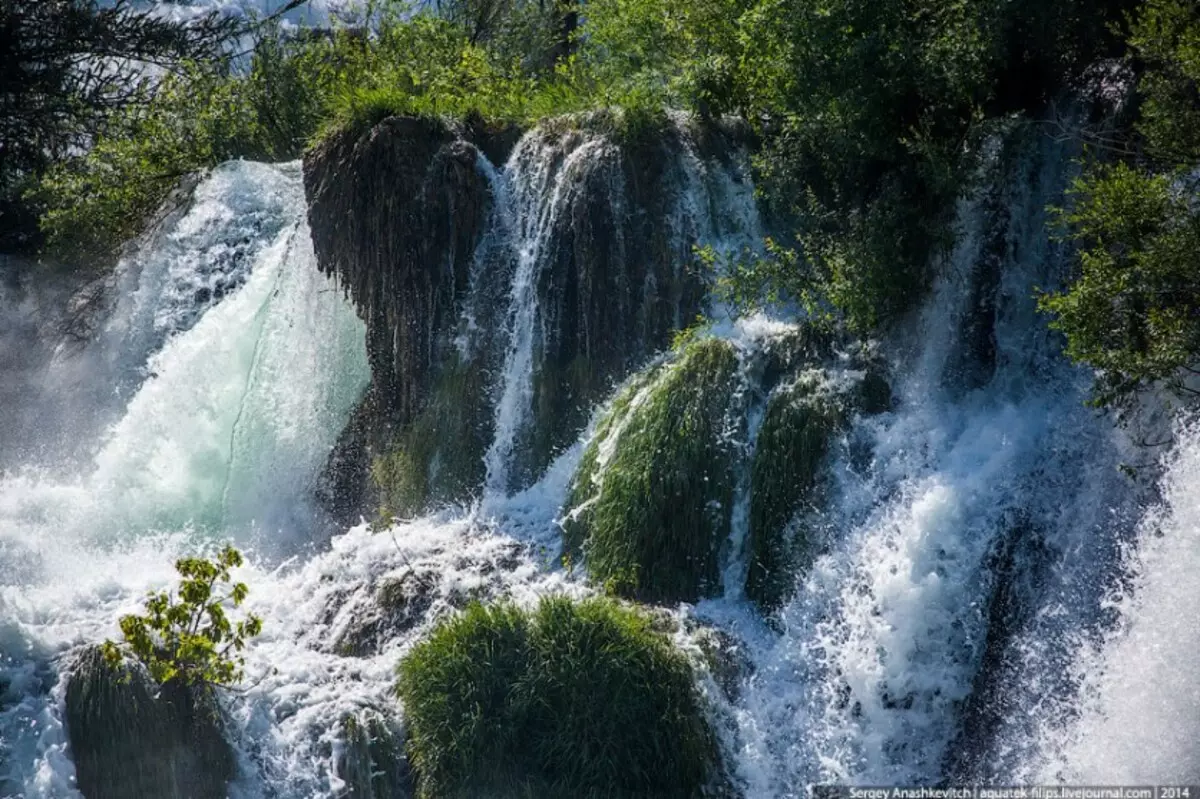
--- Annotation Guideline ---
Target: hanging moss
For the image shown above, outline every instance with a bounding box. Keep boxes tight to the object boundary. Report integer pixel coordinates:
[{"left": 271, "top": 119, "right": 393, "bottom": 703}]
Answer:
[
  {"left": 372, "top": 355, "right": 492, "bottom": 518},
  {"left": 521, "top": 353, "right": 596, "bottom": 491},
  {"left": 396, "top": 596, "right": 717, "bottom": 799},
  {"left": 562, "top": 337, "right": 739, "bottom": 602},
  {"left": 336, "top": 711, "right": 413, "bottom": 798},
  {"left": 745, "top": 376, "right": 843, "bottom": 613}
]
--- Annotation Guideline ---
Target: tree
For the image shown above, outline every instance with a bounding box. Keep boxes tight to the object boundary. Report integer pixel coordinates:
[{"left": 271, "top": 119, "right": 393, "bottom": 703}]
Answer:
[
  {"left": 1040, "top": 0, "right": 1200, "bottom": 407},
  {"left": 0, "top": 0, "right": 238, "bottom": 252},
  {"left": 102, "top": 545, "right": 263, "bottom": 688}
]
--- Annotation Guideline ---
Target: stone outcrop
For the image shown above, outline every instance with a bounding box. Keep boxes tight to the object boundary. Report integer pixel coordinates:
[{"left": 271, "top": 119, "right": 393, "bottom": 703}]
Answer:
[
  {"left": 305, "top": 117, "right": 498, "bottom": 521},
  {"left": 304, "top": 113, "right": 755, "bottom": 518},
  {"left": 64, "top": 646, "right": 235, "bottom": 799}
]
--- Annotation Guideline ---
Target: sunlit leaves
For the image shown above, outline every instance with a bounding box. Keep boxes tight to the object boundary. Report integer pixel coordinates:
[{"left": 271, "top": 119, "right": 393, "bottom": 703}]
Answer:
[{"left": 102, "top": 545, "right": 263, "bottom": 688}]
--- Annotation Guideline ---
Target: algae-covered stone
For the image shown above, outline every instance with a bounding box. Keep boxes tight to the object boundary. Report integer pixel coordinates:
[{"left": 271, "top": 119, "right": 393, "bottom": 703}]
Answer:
[
  {"left": 65, "top": 645, "right": 235, "bottom": 799},
  {"left": 690, "top": 624, "right": 753, "bottom": 703},
  {"left": 396, "top": 596, "right": 718, "bottom": 799},
  {"left": 336, "top": 711, "right": 413, "bottom": 798},
  {"left": 745, "top": 375, "right": 843, "bottom": 613},
  {"left": 563, "top": 337, "right": 739, "bottom": 603}
]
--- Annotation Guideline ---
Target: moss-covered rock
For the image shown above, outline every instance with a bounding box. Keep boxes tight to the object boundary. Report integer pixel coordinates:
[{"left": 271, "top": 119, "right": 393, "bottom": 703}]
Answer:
[
  {"left": 64, "top": 645, "right": 235, "bottom": 799},
  {"left": 396, "top": 597, "right": 718, "bottom": 799},
  {"left": 563, "top": 337, "right": 740, "bottom": 603},
  {"left": 304, "top": 116, "right": 496, "bottom": 519},
  {"left": 336, "top": 711, "right": 413, "bottom": 798},
  {"left": 745, "top": 375, "right": 844, "bottom": 613},
  {"left": 307, "top": 115, "right": 751, "bottom": 513}
]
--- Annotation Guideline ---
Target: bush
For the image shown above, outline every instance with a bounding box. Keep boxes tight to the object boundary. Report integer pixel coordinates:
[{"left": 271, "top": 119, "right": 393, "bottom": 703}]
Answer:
[
  {"left": 101, "top": 545, "right": 262, "bottom": 688},
  {"left": 718, "top": 0, "right": 1135, "bottom": 330},
  {"left": 562, "top": 337, "right": 739, "bottom": 602},
  {"left": 34, "top": 29, "right": 326, "bottom": 261},
  {"left": 396, "top": 596, "right": 717, "bottom": 799},
  {"left": 1039, "top": 0, "right": 1200, "bottom": 405}
]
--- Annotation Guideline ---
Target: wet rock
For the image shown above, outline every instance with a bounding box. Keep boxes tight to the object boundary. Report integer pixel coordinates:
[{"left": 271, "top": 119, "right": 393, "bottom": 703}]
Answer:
[
  {"left": 333, "top": 568, "right": 439, "bottom": 657},
  {"left": 304, "top": 113, "right": 755, "bottom": 516},
  {"left": 335, "top": 710, "right": 413, "bottom": 798},
  {"left": 304, "top": 117, "right": 494, "bottom": 520},
  {"left": 690, "top": 624, "right": 753, "bottom": 703},
  {"left": 64, "top": 646, "right": 235, "bottom": 799}
]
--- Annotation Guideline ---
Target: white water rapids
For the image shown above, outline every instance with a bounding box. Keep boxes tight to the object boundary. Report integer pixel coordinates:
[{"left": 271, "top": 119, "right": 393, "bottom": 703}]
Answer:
[{"left": 1, "top": 121, "right": 1198, "bottom": 798}]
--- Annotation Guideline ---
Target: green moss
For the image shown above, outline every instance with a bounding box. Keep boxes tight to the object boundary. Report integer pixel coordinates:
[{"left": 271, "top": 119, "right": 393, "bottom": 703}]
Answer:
[
  {"left": 372, "top": 355, "right": 492, "bottom": 518},
  {"left": 562, "top": 337, "right": 739, "bottom": 602},
  {"left": 396, "top": 596, "right": 716, "bottom": 799},
  {"left": 745, "top": 375, "right": 843, "bottom": 612}
]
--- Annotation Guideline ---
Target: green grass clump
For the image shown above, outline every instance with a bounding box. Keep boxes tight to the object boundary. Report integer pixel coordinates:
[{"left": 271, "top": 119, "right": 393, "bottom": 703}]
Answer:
[
  {"left": 745, "top": 376, "right": 842, "bottom": 612},
  {"left": 372, "top": 356, "right": 492, "bottom": 519},
  {"left": 562, "top": 337, "right": 739, "bottom": 602},
  {"left": 396, "top": 596, "right": 716, "bottom": 799}
]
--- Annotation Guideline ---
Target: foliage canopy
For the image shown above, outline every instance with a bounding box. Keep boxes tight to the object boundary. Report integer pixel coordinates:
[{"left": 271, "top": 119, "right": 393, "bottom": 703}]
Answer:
[
  {"left": 1039, "top": 0, "right": 1200, "bottom": 406},
  {"left": 0, "top": 0, "right": 238, "bottom": 253}
]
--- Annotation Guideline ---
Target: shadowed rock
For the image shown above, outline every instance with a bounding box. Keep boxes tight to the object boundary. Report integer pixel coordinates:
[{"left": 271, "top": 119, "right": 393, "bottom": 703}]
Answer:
[{"left": 64, "top": 646, "right": 235, "bottom": 799}]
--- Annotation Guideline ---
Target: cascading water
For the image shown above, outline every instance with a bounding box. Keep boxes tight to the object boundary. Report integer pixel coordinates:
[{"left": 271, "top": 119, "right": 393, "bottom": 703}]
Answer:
[
  {"left": 0, "top": 160, "right": 372, "bottom": 796},
  {"left": 2, "top": 111, "right": 1198, "bottom": 799},
  {"left": 483, "top": 130, "right": 619, "bottom": 496},
  {"left": 713, "top": 122, "right": 1170, "bottom": 793}
]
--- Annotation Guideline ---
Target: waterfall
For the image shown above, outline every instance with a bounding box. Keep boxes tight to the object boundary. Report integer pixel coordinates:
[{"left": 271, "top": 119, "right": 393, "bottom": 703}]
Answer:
[
  {"left": 2, "top": 113, "right": 1198, "bottom": 797},
  {"left": 483, "top": 130, "right": 620, "bottom": 496},
  {"left": 719, "top": 122, "right": 1151, "bottom": 792},
  {"left": 1026, "top": 417, "right": 1200, "bottom": 781},
  {"left": 0, "top": 161, "right": 370, "bottom": 796}
]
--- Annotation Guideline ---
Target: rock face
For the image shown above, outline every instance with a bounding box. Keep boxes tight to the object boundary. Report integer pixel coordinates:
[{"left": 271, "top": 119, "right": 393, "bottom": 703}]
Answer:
[
  {"left": 64, "top": 646, "right": 235, "bottom": 799},
  {"left": 305, "top": 117, "right": 497, "bottom": 522},
  {"left": 304, "top": 114, "right": 757, "bottom": 520}
]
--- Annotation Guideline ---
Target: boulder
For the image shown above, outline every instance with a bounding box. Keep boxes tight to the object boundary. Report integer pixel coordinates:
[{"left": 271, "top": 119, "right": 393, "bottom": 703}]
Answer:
[{"left": 64, "top": 646, "right": 235, "bottom": 799}]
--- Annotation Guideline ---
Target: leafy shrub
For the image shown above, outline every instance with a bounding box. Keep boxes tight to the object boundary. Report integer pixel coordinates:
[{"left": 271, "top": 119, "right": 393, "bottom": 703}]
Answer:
[
  {"left": 396, "top": 596, "right": 716, "bottom": 799},
  {"left": 1039, "top": 0, "right": 1200, "bottom": 405},
  {"left": 562, "top": 337, "right": 739, "bottom": 602},
  {"left": 720, "top": 0, "right": 1133, "bottom": 330},
  {"left": 1042, "top": 162, "right": 1200, "bottom": 405},
  {"left": 102, "top": 545, "right": 263, "bottom": 687}
]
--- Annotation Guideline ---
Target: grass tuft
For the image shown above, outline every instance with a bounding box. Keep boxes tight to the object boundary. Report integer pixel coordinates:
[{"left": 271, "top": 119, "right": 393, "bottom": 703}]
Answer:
[
  {"left": 396, "top": 596, "right": 717, "bottom": 799},
  {"left": 562, "top": 336, "right": 739, "bottom": 602}
]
